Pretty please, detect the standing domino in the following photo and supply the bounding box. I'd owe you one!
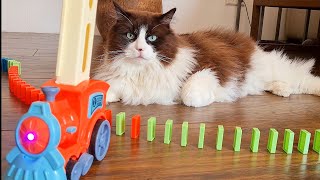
[131,115,140,139]
[147,117,156,141]
[216,125,224,150]
[283,129,294,154]
[250,128,260,153]
[116,112,126,136]
[181,122,189,147]
[298,130,311,154]
[198,123,205,149]
[164,119,173,144]
[313,129,320,154]
[233,127,242,152]
[267,128,279,153]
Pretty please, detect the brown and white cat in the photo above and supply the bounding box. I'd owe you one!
[92,2,320,107]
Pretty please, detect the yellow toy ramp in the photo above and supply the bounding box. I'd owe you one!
[55,0,98,86]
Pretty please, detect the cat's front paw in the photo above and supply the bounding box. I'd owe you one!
[106,91,120,103]
[181,69,218,107]
[181,88,215,107]
[269,81,292,97]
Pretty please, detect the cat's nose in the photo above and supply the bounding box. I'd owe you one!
[136,48,143,52]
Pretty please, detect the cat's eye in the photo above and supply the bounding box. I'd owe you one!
[147,35,157,42]
[126,33,135,40]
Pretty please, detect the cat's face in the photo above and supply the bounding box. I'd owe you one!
[107,3,178,65]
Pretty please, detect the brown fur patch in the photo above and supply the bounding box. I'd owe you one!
[105,3,256,86]
[180,29,256,85]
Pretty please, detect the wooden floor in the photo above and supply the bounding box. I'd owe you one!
[1,32,320,179]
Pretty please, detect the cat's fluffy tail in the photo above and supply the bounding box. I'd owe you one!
[245,47,320,97]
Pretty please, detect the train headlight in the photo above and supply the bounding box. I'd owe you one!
[19,117,50,154]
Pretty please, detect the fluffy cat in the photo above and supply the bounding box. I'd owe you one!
[92,2,320,107]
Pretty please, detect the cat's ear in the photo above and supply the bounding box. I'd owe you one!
[160,8,176,24]
[113,1,131,21]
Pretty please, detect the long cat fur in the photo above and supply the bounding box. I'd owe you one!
[92,2,320,107]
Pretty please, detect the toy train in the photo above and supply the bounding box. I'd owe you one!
[5,79,112,180]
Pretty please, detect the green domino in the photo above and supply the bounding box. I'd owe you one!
[313,129,320,154]
[116,112,126,136]
[147,117,156,141]
[181,122,189,147]
[233,127,242,151]
[164,119,173,144]
[267,128,278,153]
[298,129,311,154]
[283,129,295,154]
[8,60,21,75]
[216,125,224,150]
[198,123,205,149]
[250,128,260,153]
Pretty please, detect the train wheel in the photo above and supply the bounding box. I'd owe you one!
[78,152,94,175]
[66,159,82,180]
[90,119,111,161]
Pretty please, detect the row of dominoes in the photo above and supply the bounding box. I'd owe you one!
[1,57,21,75]
[115,112,320,154]
[7,66,45,105]
[2,57,45,104]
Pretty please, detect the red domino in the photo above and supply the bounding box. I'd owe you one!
[8,66,18,74]
[31,89,41,103]
[9,76,19,92]
[13,79,22,96]
[17,81,26,99]
[25,87,35,105]
[131,114,141,139]
[38,92,45,101]
[10,77,19,92]
[20,84,31,102]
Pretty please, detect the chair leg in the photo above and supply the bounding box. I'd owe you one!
[275,8,282,41]
[318,18,320,39]
[235,0,242,31]
[251,4,261,41]
[303,9,311,42]
[257,6,265,41]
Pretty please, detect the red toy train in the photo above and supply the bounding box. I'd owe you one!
[6,75,112,180]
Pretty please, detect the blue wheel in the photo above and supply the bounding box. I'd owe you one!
[90,120,111,161]
[66,160,82,180]
[78,153,94,176]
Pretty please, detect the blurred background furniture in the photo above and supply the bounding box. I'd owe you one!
[248,0,320,75]
[250,0,320,48]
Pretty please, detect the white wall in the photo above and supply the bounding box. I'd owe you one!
[163,0,286,40]
[2,0,62,33]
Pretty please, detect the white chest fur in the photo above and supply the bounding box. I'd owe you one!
[93,48,197,105]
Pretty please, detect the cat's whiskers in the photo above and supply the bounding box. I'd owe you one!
[157,54,173,60]
[116,11,133,25]
[152,23,167,31]
[157,54,173,64]
[159,58,170,64]
[93,53,108,62]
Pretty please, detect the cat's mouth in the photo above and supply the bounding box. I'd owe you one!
[132,54,148,61]
[126,56,147,62]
